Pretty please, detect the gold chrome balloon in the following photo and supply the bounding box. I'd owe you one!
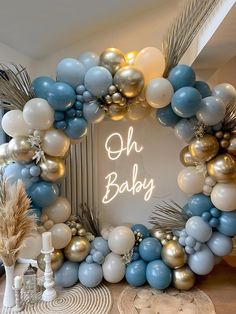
[37,249,64,272]
[126,101,151,121]
[189,135,219,163]
[161,240,187,269]
[100,48,126,75]
[64,236,90,262]
[114,66,144,98]
[39,156,65,182]
[107,104,127,121]
[227,134,236,157]
[180,145,196,167]
[172,266,196,290]
[8,137,35,163]
[207,153,236,183]
[150,228,166,240]
[125,50,138,65]
[0,143,10,165]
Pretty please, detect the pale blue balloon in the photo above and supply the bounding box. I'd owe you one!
[27,181,59,208]
[196,96,226,126]
[92,251,105,264]
[174,118,197,142]
[92,237,110,257]
[188,244,215,275]
[56,58,86,89]
[125,259,147,286]
[83,101,105,123]
[194,81,211,98]
[78,262,103,288]
[4,163,33,189]
[55,261,79,288]
[78,52,99,70]
[207,231,233,256]
[186,216,212,243]
[84,66,112,97]
[146,260,172,289]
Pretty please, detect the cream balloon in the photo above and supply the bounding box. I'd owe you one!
[108,226,135,255]
[2,110,32,137]
[42,128,70,158]
[18,232,42,259]
[23,98,54,130]
[134,47,165,83]
[50,223,72,249]
[146,78,174,108]
[211,183,236,211]
[177,166,205,194]
[42,197,71,223]
[102,252,125,283]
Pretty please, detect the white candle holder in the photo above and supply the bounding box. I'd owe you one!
[12,286,24,312]
[41,248,57,302]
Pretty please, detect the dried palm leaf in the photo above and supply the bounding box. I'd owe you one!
[0,63,34,110]
[162,0,220,77]
[222,101,236,132]
[79,203,100,236]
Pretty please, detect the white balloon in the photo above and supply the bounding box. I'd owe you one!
[108,226,135,255]
[18,232,42,259]
[2,110,32,137]
[212,83,236,106]
[42,197,71,223]
[102,252,125,283]
[50,223,72,249]
[42,128,70,158]
[211,183,236,211]
[146,78,174,108]
[23,98,54,130]
[177,166,205,194]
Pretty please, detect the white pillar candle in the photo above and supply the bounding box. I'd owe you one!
[42,232,53,252]
[14,276,23,289]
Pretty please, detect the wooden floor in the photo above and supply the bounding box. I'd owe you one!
[0,259,236,313]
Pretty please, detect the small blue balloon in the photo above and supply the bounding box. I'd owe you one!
[174,118,198,142]
[195,81,211,98]
[188,244,215,275]
[146,260,172,289]
[207,231,233,256]
[86,255,93,264]
[210,207,221,218]
[202,212,211,222]
[209,217,219,228]
[21,168,31,179]
[76,85,86,95]
[47,82,76,111]
[92,237,110,257]
[66,108,76,118]
[30,165,41,177]
[65,117,87,139]
[78,262,103,288]
[78,51,99,70]
[156,104,180,127]
[132,252,140,261]
[27,181,59,208]
[75,101,83,110]
[187,193,213,216]
[54,111,65,121]
[54,120,67,130]
[171,87,202,118]
[32,76,55,100]
[84,66,112,97]
[77,95,84,103]
[183,204,192,217]
[83,91,94,102]
[75,110,83,118]
[125,260,147,286]
[168,64,196,91]
[131,224,150,238]
[83,101,105,124]
[92,251,105,265]
[55,261,79,288]
[4,163,33,189]
[217,210,236,236]
[139,237,162,262]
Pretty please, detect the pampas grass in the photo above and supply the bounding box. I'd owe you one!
[0,173,36,266]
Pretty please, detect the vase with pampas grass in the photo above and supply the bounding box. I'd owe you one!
[0,173,36,308]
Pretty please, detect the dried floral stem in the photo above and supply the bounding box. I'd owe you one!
[222,101,236,132]
[79,203,100,236]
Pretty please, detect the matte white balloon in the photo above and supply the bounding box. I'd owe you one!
[196,96,226,126]
[18,232,42,259]
[42,128,70,158]
[2,110,32,137]
[211,183,236,211]
[188,244,215,275]
[177,167,205,194]
[23,98,54,130]
[102,252,125,283]
[108,226,135,255]
[212,83,236,106]
[42,197,71,223]
[207,231,233,256]
[50,223,72,249]
[146,78,174,108]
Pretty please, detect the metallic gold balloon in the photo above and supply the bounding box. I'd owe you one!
[227,135,236,157]
[64,236,90,262]
[114,66,144,98]
[8,136,35,163]
[107,104,127,121]
[180,145,196,167]
[125,50,138,65]
[161,240,187,269]
[189,135,219,163]
[150,228,166,240]
[37,249,64,272]
[126,101,151,121]
[0,143,10,165]
[172,266,196,290]
[207,153,236,182]
[100,48,126,75]
[39,156,65,182]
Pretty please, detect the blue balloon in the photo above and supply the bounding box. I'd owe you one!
[83,91,94,103]
[78,262,103,288]
[168,65,196,91]
[195,81,211,98]
[65,117,88,139]
[78,52,99,70]
[183,204,192,217]
[207,231,233,257]
[84,66,112,97]
[131,224,150,238]
[187,193,213,216]
[92,251,105,265]
[54,111,65,121]
[139,237,162,262]
[56,58,86,89]
[156,104,180,127]
[83,101,105,123]
[185,216,212,243]
[30,165,41,177]
[32,76,55,100]
[125,260,147,286]
[27,181,59,208]
[66,108,76,118]
[4,163,33,189]
[54,121,67,130]
[47,82,76,111]
[55,261,79,288]
[188,244,215,275]
[92,237,110,257]
[146,260,172,289]
[217,210,236,236]
[174,118,198,142]
[171,87,202,118]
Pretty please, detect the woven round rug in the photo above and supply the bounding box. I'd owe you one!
[3,283,112,314]
[117,286,216,314]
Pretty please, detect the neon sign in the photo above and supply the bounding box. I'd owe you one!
[102,126,155,204]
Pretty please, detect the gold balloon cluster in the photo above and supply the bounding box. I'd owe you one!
[151,228,178,245]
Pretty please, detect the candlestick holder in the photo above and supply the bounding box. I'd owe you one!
[41,248,57,302]
[12,286,24,312]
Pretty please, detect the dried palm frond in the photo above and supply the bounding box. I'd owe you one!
[162,0,220,77]
[0,173,36,266]
[222,101,236,132]
[78,203,100,236]
[0,63,34,110]
[149,200,187,232]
